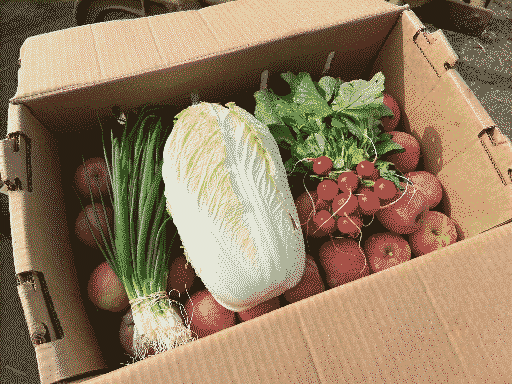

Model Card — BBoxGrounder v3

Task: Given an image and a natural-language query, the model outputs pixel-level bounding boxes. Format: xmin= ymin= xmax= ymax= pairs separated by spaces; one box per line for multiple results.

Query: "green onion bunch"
xmin=81 ymin=105 xmax=195 ymax=361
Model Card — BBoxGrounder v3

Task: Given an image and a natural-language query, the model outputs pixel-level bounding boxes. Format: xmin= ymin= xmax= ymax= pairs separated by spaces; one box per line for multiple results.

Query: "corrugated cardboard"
xmin=4 ymin=0 xmax=512 ymax=383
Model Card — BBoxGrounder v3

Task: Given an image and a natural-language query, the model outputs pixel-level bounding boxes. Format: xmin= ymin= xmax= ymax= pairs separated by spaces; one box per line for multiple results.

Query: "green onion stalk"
xmin=80 ymin=105 xmax=195 ymax=361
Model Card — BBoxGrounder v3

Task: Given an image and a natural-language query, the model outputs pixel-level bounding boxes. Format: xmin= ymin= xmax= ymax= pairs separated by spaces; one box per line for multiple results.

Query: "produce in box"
xmin=74 ymin=69 xmax=462 ymax=366
xmin=77 ymin=106 xmax=196 ymax=361
xmin=161 ymin=102 xmax=306 ymax=313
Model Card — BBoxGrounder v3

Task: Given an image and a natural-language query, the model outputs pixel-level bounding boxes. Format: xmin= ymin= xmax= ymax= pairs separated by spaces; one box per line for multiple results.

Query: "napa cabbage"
xmin=162 ymin=102 xmax=306 ymax=312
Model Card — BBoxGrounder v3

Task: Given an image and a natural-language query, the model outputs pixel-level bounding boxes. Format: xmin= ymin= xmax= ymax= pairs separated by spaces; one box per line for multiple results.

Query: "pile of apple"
xmin=292 ymin=130 xmax=459 ymax=290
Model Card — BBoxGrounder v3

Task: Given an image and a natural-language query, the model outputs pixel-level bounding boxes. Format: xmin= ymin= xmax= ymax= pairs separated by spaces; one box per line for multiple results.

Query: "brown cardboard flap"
xmin=10 ymin=0 xmax=403 ymax=135
xmin=82 ymin=223 xmax=512 ymax=384
xmin=6 ymin=104 xmax=106 ymax=384
xmin=414 ymin=29 xmax=458 ymax=75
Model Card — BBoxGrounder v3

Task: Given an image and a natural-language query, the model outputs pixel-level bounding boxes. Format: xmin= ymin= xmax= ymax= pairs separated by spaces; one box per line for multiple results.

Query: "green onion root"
xmin=129 ymin=291 xmax=195 ymax=361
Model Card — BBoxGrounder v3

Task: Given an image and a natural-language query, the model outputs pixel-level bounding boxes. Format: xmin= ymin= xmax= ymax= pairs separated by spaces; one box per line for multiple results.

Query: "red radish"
xmin=373 ymin=178 xmax=397 ymax=201
xmin=88 ymin=261 xmax=129 ymax=312
xmin=294 ymin=191 xmax=330 ymax=227
xmin=356 ymin=160 xmax=376 ymax=179
xmin=306 ymin=216 xmax=329 ymax=238
xmin=404 ymin=171 xmax=443 ymax=209
xmin=317 ymin=179 xmax=339 ymax=201
xmin=237 ymin=296 xmax=281 ymax=322
xmin=337 ymin=171 xmax=359 ymax=193
xmin=313 ymin=156 xmax=333 ymax=176
xmin=313 ymin=210 xmax=336 ymax=234
xmin=367 ymin=168 xmax=380 ymax=181
xmin=184 ymin=290 xmax=237 ymax=339
xmin=75 ymin=203 xmax=114 ymax=248
xmin=284 ymin=254 xmax=325 ymax=304
xmin=74 ymin=157 xmax=111 ymax=199
xmin=357 ymin=190 xmax=381 ymax=216
xmin=166 ymin=254 xmax=197 ymax=298
xmin=364 ymin=232 xmax=411 ymax=273
xmin=381 ymin=93 xmax=401 ymax=132
xmin=336 ymin=214 xmax=363 ymax=238
xmin=332 ymin=192 xmax=359 ymax=217
xmin=318 ymin=238 xmax=370 ymax=288
xmin=380 ymin=185 xmax=402 ymax=206
xmin=383 ymin=131 xmax=421 ymax=173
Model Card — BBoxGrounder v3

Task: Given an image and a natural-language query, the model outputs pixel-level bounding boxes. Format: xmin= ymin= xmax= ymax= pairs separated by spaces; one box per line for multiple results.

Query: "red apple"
xmin=404 ymin=171 xmax=443 ymax=209
xmin=383 ymin=131 xmax=421 ymax=173
xmin=184 ymin=290 xmax=237 ymax=339
xmin=88 ymin=261 xmax=129 ymax=312
xmin=167 ymin=254 xmax=197 ymax=298
xmin=318 ymin=238 xmax=370 ymax=288
xmin=74 ymin=157 xmax=111 ymax=199
xmin=364 ymin=232 xmax=411 ymax=273
xmin=75 ymin=203 xmax=114 ymax=248
xmin=283 ymin=254 xmax=325 ymax=304
xmin=375 ymin=183 xmax=429 ymax=234
xmin=237 ymin=296 xmax=281 ymax=322
xmin=408 ymin=211 xmax=458 ymax=257
xmin=381 ymin=93 xmax=401 ymax=132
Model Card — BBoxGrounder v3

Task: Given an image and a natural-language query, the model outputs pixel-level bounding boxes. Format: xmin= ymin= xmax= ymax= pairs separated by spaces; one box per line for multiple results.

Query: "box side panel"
xmin=436 ymin=135 xmax=512 ymax=239
xmin=408 ymin=69 xmax=497 ymax=175
xmin=408 ymin=69 xmax=512 ymax=238
xmin=6 ymin=104 xmax=107 ymax=383
xmin=84 ymin=223 xmax=512 ymax=383
xmin=371 ymin=9 xmax=512 ymax=239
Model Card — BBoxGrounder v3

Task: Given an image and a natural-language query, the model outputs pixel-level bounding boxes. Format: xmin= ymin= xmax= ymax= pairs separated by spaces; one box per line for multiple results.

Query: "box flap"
xmin=82 ymin=222 xmax=512 ymax=383
xmin=10 ymin=0 xmax=403 ymax=134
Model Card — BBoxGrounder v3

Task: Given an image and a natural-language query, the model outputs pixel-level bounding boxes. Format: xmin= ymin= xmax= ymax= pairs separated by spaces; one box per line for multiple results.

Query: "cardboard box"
xmin=3 ymin=0 xmax=512 ymax=382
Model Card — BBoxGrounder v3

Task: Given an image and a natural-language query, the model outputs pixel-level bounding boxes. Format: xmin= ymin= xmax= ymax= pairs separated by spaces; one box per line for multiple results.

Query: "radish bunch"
xmin=297 ymin=158 xmax=404 ymax=240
